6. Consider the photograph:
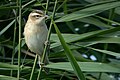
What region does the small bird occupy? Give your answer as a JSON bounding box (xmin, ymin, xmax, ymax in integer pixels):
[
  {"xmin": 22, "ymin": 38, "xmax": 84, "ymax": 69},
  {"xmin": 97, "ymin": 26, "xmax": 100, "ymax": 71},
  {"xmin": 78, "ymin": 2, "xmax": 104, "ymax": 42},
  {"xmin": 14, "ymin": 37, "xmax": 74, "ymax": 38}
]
[{"xmin": 24, "ymin": 10, "xmax": 49, "ymax": 66}]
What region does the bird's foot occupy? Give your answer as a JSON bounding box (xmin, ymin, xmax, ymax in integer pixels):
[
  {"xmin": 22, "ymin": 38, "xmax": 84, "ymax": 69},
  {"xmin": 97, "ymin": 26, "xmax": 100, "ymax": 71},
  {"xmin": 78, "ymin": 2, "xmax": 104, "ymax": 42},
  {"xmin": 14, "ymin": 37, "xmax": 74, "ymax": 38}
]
[
  {"xmin": 44, "ymin": 40, "xmax": 50, "ymax": 46},
  {"xmin": 38, "ymin": 61, "xmax": 44, "ymax": 68}
]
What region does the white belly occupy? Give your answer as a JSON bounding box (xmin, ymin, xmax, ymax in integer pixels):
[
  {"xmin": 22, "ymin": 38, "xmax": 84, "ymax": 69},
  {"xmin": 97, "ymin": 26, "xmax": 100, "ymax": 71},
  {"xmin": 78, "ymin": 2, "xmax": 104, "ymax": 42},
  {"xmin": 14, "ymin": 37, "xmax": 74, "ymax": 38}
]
[{"xmin": 24, "ymin": 24, "xmax": 48, "ymax": 55}]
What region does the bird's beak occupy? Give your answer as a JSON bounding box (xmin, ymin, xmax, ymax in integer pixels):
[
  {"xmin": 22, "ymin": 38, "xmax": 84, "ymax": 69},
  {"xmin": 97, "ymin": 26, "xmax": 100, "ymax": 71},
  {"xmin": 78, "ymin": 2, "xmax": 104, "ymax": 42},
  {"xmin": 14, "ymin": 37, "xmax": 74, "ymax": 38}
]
[{"xmin": 44, "ymin": 15, "xmax": 49, "ymax": 19}]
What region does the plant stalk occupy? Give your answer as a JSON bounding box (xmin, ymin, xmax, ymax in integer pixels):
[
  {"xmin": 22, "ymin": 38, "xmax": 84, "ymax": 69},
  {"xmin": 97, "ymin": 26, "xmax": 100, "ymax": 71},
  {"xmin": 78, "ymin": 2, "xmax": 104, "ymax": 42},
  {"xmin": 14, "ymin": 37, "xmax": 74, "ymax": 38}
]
[
  {"xmin": 37, "ymin": 0, "xmax": 58, "ymax": 79},
  {"xmin": 17, "ymin": 0, "xmax": 22, "ymax": 79}
]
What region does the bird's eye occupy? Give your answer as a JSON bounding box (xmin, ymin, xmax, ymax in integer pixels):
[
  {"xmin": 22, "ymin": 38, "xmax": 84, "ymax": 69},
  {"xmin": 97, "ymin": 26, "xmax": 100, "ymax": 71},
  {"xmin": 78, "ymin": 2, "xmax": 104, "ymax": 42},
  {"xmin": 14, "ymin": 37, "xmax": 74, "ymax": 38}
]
[{"xmin": 34, "ymin": 15, "xmax": 40, "ymax": 18}]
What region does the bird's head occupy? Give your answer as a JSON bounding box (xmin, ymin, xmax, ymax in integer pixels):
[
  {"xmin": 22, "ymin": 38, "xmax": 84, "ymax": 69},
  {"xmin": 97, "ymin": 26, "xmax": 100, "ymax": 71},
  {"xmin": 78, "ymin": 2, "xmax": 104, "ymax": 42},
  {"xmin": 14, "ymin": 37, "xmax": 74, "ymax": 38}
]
[{"xmin": 28, "ymin": 10, "xmax": 48, "ymax": 25}]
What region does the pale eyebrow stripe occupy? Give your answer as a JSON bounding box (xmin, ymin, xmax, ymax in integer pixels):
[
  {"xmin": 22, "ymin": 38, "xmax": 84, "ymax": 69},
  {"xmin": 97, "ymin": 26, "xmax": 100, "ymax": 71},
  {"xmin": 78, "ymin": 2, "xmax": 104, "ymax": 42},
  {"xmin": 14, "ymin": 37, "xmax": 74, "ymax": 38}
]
[{"xmin": 31, "ymin": 13, "xmax": 40, "ymax": 16}]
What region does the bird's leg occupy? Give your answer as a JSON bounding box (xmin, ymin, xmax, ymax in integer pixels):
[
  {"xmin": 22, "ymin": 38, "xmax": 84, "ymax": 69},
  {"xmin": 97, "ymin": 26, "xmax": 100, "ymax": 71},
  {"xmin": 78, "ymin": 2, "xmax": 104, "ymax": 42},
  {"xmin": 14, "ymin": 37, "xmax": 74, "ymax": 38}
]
[
  {"xmin": 38, "ymin": 56, "xmax": 44, "ymax": 68},
  {"xmin": 44, "ymin": 40, "xmax": 50, "ymax": 55},
  {"xmin": 38, "ymin": 40, "xmax": 50, "ymax": 68}
]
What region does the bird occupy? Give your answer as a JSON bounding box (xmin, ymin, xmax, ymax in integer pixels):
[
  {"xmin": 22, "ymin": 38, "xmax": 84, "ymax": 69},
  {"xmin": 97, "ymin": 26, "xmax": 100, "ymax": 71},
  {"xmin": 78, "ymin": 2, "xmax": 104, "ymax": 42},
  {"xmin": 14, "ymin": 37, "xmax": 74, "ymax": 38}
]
[{"xmin": 24, "ymin": 10, "xmax": 49, "ymax": 67}]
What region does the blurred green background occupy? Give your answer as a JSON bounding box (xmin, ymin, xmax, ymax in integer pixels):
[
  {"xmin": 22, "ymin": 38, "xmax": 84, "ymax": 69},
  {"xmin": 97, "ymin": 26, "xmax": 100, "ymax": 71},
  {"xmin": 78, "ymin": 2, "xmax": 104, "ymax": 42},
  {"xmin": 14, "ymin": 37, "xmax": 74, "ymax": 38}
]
[{"xmin": 0, "ymin": 0, "xmax": 120, "ymax": 80}]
